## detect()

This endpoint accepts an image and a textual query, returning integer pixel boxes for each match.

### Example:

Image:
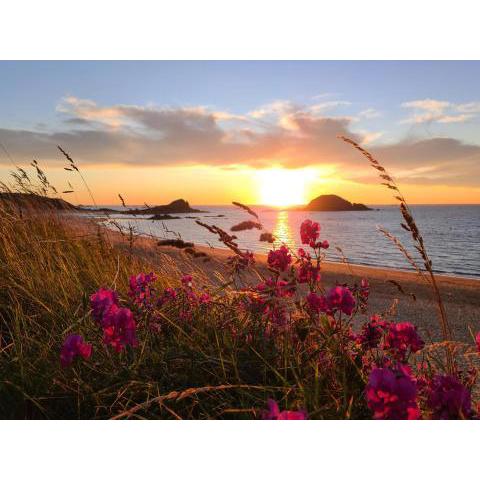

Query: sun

[256,168,312,207]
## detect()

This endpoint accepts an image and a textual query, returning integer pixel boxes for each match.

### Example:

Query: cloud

[358,108,382,119]
[1,96,480,189]
[401,98,479,124]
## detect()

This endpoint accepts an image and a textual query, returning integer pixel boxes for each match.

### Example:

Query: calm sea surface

[85,205,480,279]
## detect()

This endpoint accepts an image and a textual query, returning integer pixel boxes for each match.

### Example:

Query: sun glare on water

[256,168,313,207]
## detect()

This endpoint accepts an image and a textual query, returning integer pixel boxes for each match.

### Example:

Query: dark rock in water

[149,214,181,220]
[298,194,371,212]
[0,192,77,211]
[157,239,194,249]
[78,198,206,215]
[126,199,205,215]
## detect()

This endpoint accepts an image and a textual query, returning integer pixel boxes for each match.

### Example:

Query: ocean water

[83,205,480,278]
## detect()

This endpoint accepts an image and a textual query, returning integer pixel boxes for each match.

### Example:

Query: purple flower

[60,334,92,368]
[306,292,328,313]
[426,375,472,419]
[129,272,157,306]
[267,245,292,272]
[90,288,118,325]
[326,286,356,316]
[102,305,138,352]
[383,322,424,360]
[297,262,320,284]
[365,367,421,420]
[358,315,390,350]
[262,399,307,420]
[300,220,320,246]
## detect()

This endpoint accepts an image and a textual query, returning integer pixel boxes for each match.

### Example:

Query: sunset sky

[1,61,479,205]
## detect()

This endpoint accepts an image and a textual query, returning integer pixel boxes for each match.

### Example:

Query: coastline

[72,215,480,344]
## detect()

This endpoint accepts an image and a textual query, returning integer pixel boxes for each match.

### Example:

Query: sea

[81,205,480,279]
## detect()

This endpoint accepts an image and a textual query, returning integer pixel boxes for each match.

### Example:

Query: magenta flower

[262,399,307,420]
[199,292,212,304]
[320,240,329,249]
[365,367,421,420]
[102,305,138,352]
[383,322,424,360]
[306,292,328,313]
[358,315,390,350]
[267,245,292,271]
[426,375,472,419]
[476,332,480,352]
[129,272,157,306]
[297,263,321,284]
[297,247,307,258]
[60,334,92,368]
[326,286,356,316]
[181,275,193,288]
[300,219,320,246]
[90,288,118,325]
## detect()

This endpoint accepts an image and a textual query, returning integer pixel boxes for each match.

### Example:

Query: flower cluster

[357,315,390,350]
[90,287,138,351]
[383,322,425,360]
[300,219,320,246]
[60,334,92,368]
[267,245,292,272]
[307,286,356,317]
[426,375,472,419]
[365,367,420,419]
[129,272,157,307]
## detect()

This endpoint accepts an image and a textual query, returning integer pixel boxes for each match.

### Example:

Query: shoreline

[71,215,480,343]
[77,210,480,281]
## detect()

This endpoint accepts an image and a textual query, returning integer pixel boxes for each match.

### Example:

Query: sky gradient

[0,61,479,205]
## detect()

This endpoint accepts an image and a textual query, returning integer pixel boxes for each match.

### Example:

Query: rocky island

[293,194,371,212]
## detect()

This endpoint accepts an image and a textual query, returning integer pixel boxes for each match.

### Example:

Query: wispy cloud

[401,98,478,124]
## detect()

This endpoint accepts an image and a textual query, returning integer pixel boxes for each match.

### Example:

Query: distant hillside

[0,192,77,211]
[295,194,371,212]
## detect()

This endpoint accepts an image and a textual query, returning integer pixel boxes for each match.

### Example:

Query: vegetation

[0,140,478,419]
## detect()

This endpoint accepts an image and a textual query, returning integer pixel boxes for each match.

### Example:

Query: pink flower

[297,247,307,258]
[102,305,138,352]
[262,399,307,420]
[129,272,157,306]
[476,332,480,352]
[60,334,92,368]
[366,367,420,420]
[383,322,424,360]
[306,292,328,313]
[297,263,321,284]
[426,375,472,419]
[320,240,329,249]
[300,219,320,246]
[326,286,356,316]
[358,315,390,350]
[181,275,193,288]
[90,288,118,324]
[267,245,292,271]
[199,292,212,304]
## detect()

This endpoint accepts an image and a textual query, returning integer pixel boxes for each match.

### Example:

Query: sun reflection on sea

[273,210,294,248]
